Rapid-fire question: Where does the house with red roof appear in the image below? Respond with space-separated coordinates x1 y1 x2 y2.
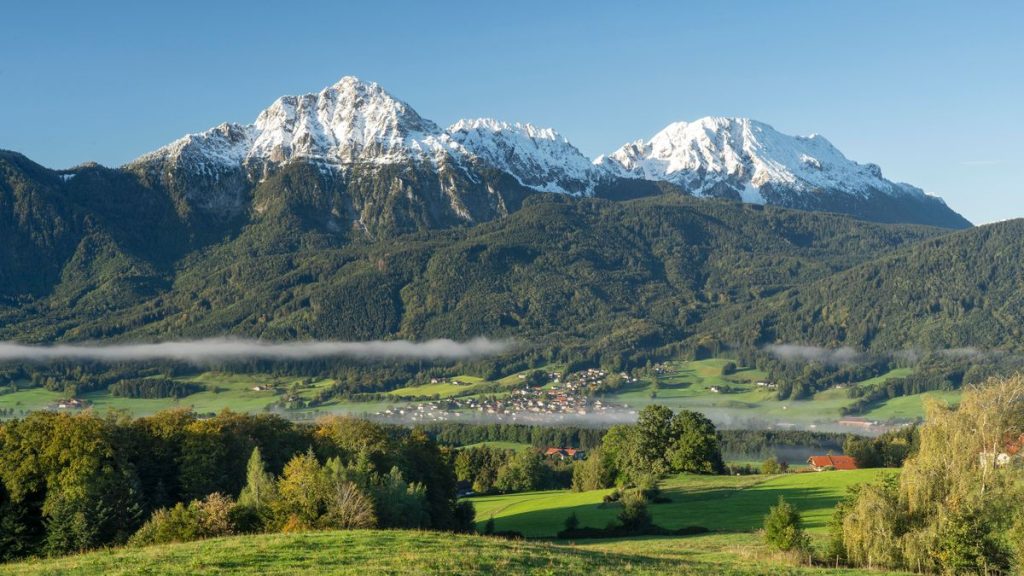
544 447 586 461
807 455 858 471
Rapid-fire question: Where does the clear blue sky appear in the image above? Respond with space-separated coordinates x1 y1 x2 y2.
1 1 1020 224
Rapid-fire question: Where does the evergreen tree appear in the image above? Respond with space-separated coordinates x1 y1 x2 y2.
763 496 807 552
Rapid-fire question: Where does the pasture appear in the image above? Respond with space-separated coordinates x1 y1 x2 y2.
469 469 890 538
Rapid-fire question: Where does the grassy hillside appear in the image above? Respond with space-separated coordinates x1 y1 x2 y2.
604 360 946 426
0 371 388 419
2 470 899 575
0 528 902 575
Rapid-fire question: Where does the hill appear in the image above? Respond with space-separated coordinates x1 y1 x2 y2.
0 177 945 355
705 218 1024 351
1 470 897 576
0 528 896 576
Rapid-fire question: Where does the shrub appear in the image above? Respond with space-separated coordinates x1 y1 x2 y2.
761 457 781 475
130 493 236 546
452 500 476 534
763 496 808 552
564 512 579 532
320 481 376 530
571 450 614 492
617 490 652 533
935 504 1009 574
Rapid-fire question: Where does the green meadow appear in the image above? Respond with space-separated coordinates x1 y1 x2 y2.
0 528 907 576
470 469 888 538
0 372 387 419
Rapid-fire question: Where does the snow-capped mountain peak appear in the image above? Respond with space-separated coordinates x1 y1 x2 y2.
132 76 461 176
248 76 456 165
448 118 603 195
126 79 967 229
597 116 928 203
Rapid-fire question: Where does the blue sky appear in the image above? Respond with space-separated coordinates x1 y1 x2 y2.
1 1 1019 224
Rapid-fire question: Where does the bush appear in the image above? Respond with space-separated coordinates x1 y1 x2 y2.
564 512 579 532
571 450 614 492
617 490 652 533
935 504 1009 574
452 501 476 534
130 493 236 546
320 481 376 530
763 496 808 552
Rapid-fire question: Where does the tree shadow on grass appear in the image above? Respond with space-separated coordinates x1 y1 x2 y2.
489 481 850 537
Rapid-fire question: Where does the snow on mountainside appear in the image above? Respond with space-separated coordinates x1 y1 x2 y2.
448 119 603 196
133 77 463 174
596 116 930 204
132 78 603 197
127 77 968 229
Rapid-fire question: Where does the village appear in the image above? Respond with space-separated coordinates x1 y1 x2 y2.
376 368 637 423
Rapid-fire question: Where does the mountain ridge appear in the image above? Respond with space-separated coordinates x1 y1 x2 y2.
122 76 969 230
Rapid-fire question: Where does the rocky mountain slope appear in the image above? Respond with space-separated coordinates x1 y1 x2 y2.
125 76 968 230
596 116 970 228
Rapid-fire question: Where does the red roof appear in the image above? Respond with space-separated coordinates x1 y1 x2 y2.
808 455 858 470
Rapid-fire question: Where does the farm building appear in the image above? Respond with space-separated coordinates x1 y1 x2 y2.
807 455 858 471
544 447 586 461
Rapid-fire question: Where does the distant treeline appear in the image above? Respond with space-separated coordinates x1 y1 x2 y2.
420 422 607 451
108 378 206 399
717 429 845 458
419 422 854 457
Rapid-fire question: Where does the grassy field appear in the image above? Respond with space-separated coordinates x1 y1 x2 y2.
386 368 559 399
0 372 389 419
387 377 484 398
0 528 907 575
864 390 960 420
457 441 534 452
470 469 890 538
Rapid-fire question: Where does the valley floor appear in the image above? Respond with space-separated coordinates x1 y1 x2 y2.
0 359 958 429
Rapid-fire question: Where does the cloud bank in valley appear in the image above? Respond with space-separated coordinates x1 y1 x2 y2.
0 338 514 363
764 344 862 365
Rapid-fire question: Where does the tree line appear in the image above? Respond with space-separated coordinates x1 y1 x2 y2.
0 410 471 561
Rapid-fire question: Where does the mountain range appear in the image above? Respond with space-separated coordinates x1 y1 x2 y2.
3 75 1016 362
125 76 968 233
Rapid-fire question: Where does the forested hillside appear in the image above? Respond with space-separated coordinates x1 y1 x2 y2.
6 145 1023 375
0 153 947 365
705 219 1024 351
